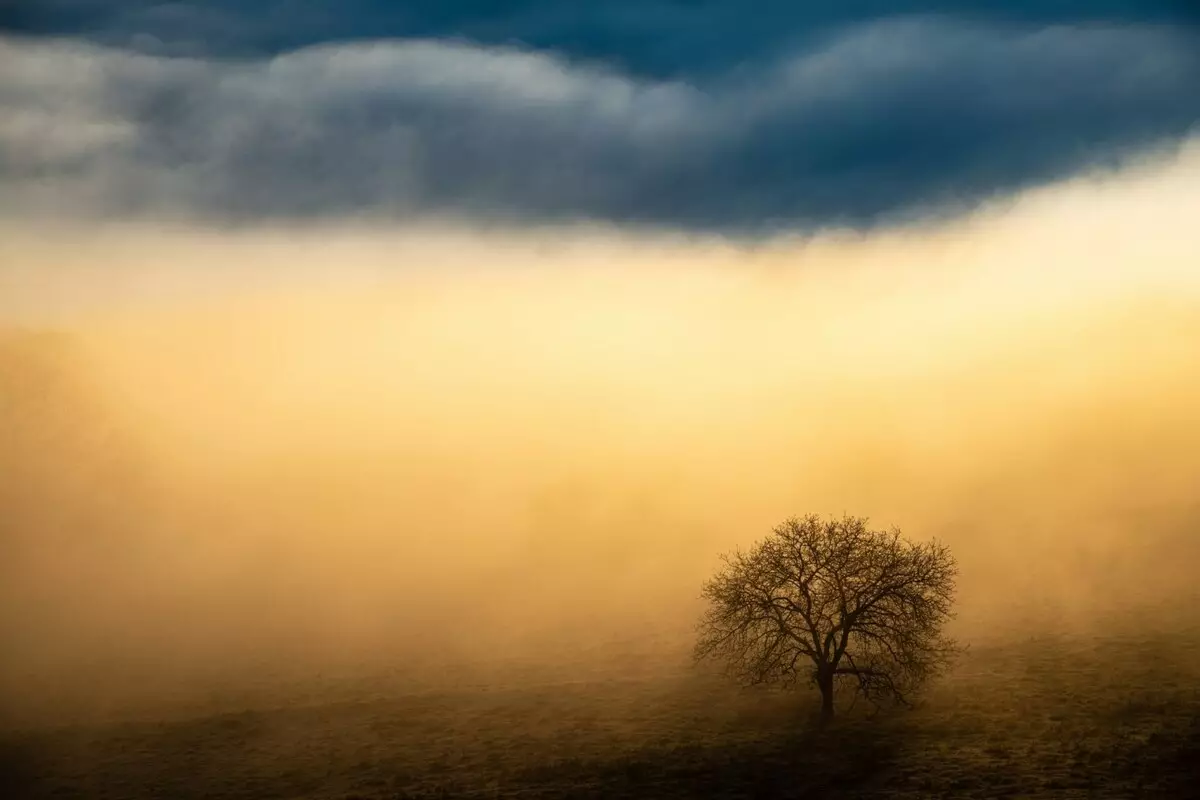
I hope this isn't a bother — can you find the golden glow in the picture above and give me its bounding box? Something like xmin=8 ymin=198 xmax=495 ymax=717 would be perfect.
xmin=2 ymin=141 xmax=1199 ymax=724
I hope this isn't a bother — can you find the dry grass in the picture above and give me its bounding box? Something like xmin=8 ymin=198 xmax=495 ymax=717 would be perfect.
xmin=3 ymin=628 xmax=1199 ymax=799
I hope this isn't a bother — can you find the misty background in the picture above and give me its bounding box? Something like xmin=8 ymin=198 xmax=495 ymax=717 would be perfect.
xmin=4 ymin=148 xmax=1200 ymax=727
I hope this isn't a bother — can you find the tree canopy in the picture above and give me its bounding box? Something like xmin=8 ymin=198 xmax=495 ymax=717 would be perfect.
xmin=694 ymin=514 xmax=959 ymax=721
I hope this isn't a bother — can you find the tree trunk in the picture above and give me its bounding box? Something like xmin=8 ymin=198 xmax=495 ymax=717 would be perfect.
xmin=817 ymin=670 xmax=835 ymax=725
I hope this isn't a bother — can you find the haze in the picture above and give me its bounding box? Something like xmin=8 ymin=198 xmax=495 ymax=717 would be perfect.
xmin=3 ymin=143 xmax=1200 ymax=728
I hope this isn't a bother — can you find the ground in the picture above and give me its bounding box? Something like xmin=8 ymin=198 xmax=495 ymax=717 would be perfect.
xmin=4 ymin=630 xmax=1200 ymax=799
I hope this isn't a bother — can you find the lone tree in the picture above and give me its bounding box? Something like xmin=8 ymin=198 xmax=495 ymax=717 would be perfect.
xmin=695 ymin=514 xmax=959 ymax=723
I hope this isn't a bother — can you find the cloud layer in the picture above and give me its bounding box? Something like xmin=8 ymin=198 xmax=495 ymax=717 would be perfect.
xmin=2 ymin=13 xmax=1199 ymax=232
xmin=7 ymin=2 xmax=1199 ymax=68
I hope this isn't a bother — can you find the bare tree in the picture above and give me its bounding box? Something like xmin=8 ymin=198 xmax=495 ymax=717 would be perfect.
xmin=694 ymin=514 xmax=959 ymax=723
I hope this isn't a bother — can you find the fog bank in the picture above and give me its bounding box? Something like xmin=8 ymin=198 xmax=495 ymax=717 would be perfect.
xmin=2 ymin=145 xmax=1199 ymax=725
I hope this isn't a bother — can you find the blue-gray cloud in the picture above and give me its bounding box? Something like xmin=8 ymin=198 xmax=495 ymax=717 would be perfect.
xmin=6 ymin=2 xmax=1199 ymax=73
xmin=1 ymin=12 xmax=1198 ymax=232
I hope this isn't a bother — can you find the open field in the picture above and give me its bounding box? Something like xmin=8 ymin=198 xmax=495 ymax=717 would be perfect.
xmin=4 ymin=628 xmax=1200 ymax=800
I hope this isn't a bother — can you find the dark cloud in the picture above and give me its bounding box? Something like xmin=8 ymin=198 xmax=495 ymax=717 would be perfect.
xmin=5 ymin=2 xmax=1199 ymax=74
xmin=1 ymin=11 xmax=1198 ymax=232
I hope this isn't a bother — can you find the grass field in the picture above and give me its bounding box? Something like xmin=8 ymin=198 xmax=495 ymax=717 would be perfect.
xmin=4 ymin=627 xmax=1199 ymax=800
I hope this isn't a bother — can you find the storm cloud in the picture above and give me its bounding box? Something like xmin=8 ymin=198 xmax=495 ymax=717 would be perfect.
xmin=6 ymin=2 xmax=1199 ymax=68
xmin=2 ymin=6 xmax=1198 ymax=232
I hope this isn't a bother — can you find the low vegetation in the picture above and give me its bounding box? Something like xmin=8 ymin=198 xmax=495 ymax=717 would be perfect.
xmin=4 ymin=627 xmax=1199 ymax=799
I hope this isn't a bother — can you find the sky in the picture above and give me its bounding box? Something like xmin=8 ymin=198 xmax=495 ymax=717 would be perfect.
xmin=3 ymin=1 xmax=1199 ymax=232
xmin=3 ymin=3 xmax=1200 ymax=724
